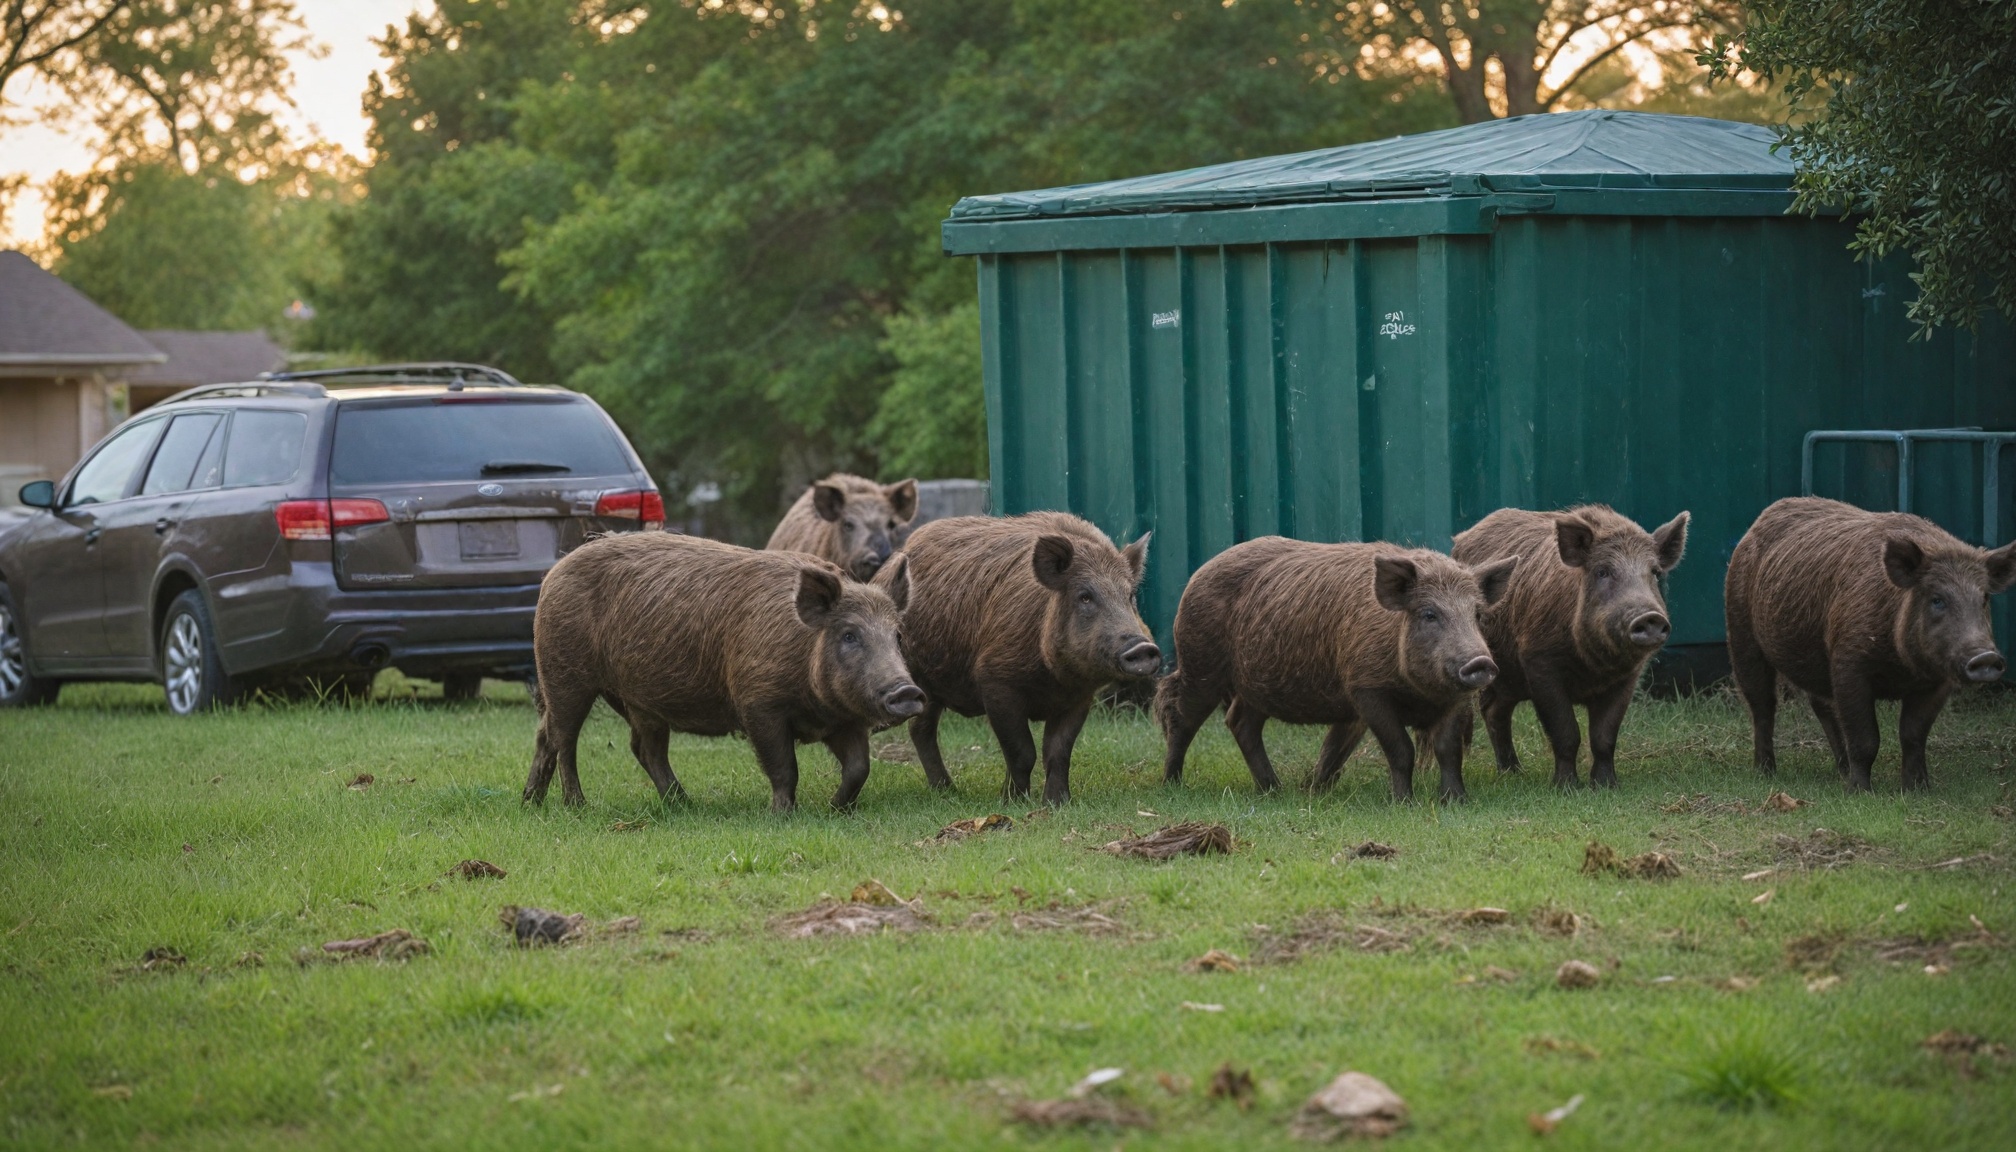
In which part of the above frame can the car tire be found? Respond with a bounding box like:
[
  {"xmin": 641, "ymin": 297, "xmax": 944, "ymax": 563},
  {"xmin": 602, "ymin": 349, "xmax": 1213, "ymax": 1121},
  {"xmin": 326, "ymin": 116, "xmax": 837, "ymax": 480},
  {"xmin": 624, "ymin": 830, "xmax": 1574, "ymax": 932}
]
[
  {"xmin": 441, "ymin": 672, "xmax": 482, "ymax": 702},
  {"xmin": 0, "ymin": 582, "xmax": 61, "ymax": 707},
  {"xmin": 160, "ymin": 589, "xmax": 236, "ymax": 715}
]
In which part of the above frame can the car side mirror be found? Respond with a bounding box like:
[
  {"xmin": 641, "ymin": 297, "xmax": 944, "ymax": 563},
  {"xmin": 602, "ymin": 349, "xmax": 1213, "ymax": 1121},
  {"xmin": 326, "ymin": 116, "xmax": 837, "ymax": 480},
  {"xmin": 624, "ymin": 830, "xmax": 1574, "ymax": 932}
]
[{"xmin": 17, "ymin": 480, "xmax": 55, "ymax": 509}]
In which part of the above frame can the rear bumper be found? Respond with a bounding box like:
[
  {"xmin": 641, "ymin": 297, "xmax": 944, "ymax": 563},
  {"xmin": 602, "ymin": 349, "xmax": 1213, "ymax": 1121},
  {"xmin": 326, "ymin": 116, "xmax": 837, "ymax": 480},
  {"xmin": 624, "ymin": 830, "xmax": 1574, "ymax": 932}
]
[{"xmin": 221, "ymin": 561, "xmax": 538, "ymax": 679}]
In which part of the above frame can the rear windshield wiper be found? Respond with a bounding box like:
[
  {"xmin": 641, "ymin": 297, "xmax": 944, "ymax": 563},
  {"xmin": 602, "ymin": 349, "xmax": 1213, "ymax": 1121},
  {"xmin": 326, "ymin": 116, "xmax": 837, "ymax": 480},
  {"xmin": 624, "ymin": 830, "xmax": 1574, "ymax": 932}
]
[{"xmin": 481, "ymin": 461, "xmax": 571, "ymax": 475}]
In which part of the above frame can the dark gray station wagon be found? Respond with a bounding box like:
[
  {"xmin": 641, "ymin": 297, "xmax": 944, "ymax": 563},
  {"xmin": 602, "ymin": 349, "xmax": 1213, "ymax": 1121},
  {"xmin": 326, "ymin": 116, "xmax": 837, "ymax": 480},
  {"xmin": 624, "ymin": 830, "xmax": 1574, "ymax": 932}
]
[{"xmin": 0, "ymin": 363, "xmax": 662, "ymax": 713}]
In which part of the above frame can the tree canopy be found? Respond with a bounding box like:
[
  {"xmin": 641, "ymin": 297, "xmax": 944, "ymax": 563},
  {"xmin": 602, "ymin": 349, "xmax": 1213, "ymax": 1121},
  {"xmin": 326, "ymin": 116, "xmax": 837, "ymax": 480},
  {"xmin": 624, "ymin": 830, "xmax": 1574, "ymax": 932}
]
[{"xmin": 1705, "ymin": 0, "xmax": 2016, "ymax": 332}]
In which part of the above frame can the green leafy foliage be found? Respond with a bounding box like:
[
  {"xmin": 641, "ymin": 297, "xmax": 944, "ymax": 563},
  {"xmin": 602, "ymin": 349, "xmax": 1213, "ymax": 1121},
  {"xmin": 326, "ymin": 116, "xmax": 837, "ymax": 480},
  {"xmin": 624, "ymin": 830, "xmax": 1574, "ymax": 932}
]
[
  {"xmin": 319, "ymin": 0, "xmax": 1454, "ymax": 538},
  {"xmin": 1704, "ymin": 0, "xmax": 2016, "ymax": 332}
]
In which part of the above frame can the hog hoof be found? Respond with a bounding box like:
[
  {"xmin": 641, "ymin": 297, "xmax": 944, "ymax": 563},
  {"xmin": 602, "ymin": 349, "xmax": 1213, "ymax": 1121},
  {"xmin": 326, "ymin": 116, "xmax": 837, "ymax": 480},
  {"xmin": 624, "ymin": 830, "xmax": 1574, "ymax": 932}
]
[
  {"xmin": 1551, "ymin": 773, "xmax": 1583, "ymax": 791},
  {"xmin": 1439, "ymin": 790, "xmax": 1470, "ymax": 805},
  {"xmin": 1496, "ymin": 758, "xmax": 1522, "ymax": 775}
]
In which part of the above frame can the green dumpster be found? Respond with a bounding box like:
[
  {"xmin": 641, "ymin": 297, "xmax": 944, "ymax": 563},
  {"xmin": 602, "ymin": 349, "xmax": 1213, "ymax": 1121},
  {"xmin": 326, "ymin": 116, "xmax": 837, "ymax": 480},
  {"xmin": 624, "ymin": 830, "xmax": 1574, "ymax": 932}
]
[{"xmin": 941, "ymin": 110, "xmax": 2016, "ymax": 674}]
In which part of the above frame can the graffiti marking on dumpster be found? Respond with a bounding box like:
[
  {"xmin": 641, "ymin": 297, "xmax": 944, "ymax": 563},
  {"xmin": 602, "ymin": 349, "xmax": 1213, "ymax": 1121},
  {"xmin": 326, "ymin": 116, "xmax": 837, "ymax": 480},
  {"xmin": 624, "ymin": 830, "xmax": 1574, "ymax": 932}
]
[
  {"xmin": 1379, "ymin": 311, "xmax": 1417, "ymax": 340},
  {"xmin": 1151, "ymin": 309, "xmax": 1181, "ymax": 329}
]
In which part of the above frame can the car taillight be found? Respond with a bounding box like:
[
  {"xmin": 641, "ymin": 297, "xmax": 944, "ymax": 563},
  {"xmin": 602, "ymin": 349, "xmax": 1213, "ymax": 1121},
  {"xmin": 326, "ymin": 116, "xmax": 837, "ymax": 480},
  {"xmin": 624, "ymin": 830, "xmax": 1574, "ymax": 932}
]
[
  {"xmin": 596, "ymin": 489, "xmax": 665, "ymax": 531},
  {"xmin": 275, "ymin": 500, "xmax": 330, "ymax": 540},
  {"xmin": 275, "ymin": 499, "xmax": 391, "ymax": 540}
]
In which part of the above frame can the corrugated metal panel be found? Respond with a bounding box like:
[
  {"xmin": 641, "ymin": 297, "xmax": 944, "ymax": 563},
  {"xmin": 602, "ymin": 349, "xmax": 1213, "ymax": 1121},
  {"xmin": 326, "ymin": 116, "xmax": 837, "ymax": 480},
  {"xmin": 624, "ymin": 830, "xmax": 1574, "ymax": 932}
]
[{"xmin": 977, "ymin": 215, "xmax": 2016, "ymax": 653}]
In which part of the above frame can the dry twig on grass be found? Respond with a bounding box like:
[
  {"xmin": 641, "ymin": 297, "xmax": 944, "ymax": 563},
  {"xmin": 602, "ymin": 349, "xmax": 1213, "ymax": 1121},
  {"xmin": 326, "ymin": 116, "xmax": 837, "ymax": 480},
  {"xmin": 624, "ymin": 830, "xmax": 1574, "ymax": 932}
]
[
  {"xmin": 321, "ymin": 929, "xmax": 429, "ymax": 961},
  {"xmin": 1100, "ymin": 822, "xmax": 1233, "ymax": 859}
]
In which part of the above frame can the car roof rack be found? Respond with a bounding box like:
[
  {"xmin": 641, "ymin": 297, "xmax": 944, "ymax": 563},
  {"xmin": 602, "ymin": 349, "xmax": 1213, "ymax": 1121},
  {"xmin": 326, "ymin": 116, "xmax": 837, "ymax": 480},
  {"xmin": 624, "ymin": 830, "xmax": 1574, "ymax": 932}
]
[
  {"xmin": 161, "ymin": 380, "xmax": 330, "ymax": 404},
  {"xmin": 260, "ymin": 362, "xmax": 526, "ymax": 390}
]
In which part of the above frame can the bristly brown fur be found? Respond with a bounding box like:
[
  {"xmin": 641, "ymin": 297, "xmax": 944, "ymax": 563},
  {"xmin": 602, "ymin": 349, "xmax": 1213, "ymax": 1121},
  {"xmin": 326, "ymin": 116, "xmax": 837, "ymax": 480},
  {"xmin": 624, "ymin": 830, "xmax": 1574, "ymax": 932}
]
[
  {"xmin": 1726, "ymin": 496, "xmax": 2016, "ymax": 791},
  {"xmin": 525, "ymin": 533, "xmax": 919, "ymax": 812},
  {"xmin": 1450, "ymin": 503, "xmax": 1689, "ymax": 788},
  {"xmin": 766, "ymin": 472, "xmax": 917, "ymax": 581},
  {"xmin": 877, "ymin": 511, "xmax": 1156, "ymax": 804},
  {"xmin": 1155, "ymin": 538, "xmax": 1512, "ymax": 803}
]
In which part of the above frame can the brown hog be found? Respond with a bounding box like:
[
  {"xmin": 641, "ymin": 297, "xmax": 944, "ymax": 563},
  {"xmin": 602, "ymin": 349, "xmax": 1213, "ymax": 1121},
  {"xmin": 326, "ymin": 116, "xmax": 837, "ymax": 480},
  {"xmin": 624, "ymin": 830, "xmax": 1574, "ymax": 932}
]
[
  {"xmin": 1156, "ymin": 539, "xmax": 1516, "ymax": 802},
  {"xmin": 878, "ymin": 512, "xmax": 1158, "ymax": 804},
  {"xmin": 1726, "ymin": 497, "xmax": 2015, "ymax": 791},
  {"xmin": 1448, "ymin": 505, "xmax": 1689, "ymax": 788},
  {"xmin": 766, "ymin": 473, "xmax": 918, "ymax": 581},
  {"xmin": 525, "ymin": 534, "xmax": 925, "ymax": 812}
]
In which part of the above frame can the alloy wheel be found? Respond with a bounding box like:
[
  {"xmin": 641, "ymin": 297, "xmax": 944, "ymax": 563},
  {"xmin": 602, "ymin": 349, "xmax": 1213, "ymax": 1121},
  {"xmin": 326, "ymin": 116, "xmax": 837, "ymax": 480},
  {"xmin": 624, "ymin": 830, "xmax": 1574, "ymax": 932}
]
[
  {"xmin": 164, "ymin": 613, "xmax": 204, "ymax": 714},
  {"xmin": 0, "ymin": 603, "xmax": 24, "ymax": 698}
]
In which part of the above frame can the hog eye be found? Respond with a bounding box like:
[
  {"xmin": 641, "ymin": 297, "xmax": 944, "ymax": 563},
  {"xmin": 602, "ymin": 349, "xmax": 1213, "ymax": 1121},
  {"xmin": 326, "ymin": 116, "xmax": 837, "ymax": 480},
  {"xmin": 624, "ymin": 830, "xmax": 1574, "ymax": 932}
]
[
  {"xmin": 1930, "ymin": 596, "xmax": 1947, "ymax": 614},
  {"xmin": 841, "ymin": 630, "xmax": 861, "ymax": 647},
  {"xmin": 1593, "ymin": 564, "xmax": 1614, "ymax": 580},
  {"xmin": 1419, "ymin": 608, "xmax": 1439, "ymax": 625},
  {"xmin": 1077, "ymin": 591, "xmax": 1095, "ymax": 607},
  {"xmin": 887, "ymin": 519, "xmax": 896, "ymax": 530}
]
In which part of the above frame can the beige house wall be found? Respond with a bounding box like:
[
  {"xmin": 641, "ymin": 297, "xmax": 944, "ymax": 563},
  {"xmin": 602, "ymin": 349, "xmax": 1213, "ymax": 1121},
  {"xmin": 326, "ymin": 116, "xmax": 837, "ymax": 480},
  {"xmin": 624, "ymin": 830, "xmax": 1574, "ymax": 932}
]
[{"xmin": 0, "ymin": 375, "xmax": 116, "ymax": 504}]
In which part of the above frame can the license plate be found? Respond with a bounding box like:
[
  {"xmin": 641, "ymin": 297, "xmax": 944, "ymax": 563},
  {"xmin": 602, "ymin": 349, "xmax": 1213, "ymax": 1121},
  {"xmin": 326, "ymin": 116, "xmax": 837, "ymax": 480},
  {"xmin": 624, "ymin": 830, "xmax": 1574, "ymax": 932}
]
[{"xmin": 458, "ymin": 520, "xmax": 520, "ymax": 560}]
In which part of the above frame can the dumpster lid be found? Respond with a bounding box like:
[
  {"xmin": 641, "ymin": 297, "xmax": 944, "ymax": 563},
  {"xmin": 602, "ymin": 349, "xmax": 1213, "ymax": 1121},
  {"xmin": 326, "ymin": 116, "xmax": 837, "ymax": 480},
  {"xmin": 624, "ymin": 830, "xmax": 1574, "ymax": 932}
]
[{"xmin": 949, "ymin": 111, "xmax": 1790, "ymax": 221}]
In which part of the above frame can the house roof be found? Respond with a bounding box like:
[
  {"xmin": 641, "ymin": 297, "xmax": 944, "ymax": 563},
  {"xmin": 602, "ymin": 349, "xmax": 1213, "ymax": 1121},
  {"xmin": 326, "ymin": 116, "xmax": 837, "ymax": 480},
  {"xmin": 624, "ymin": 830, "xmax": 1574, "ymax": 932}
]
[
  {"xmin": 0, "ymin": 250, "xmax": 165, "ymax": 368},
  {"xmin": 948, "ymin": 110, "xmax": 1792, "ymax": 221},
  {"xmin": 131, "ymin": 329, "xmax": 287, "ymax": 387}
]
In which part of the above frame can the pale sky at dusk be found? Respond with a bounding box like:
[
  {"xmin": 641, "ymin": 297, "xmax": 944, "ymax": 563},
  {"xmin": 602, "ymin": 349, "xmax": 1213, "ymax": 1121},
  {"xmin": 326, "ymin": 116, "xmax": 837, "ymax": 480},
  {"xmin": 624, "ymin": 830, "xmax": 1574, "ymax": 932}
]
[{"xmin": 1, "ymin": 1, "xmax": 435, "ymax": 247}]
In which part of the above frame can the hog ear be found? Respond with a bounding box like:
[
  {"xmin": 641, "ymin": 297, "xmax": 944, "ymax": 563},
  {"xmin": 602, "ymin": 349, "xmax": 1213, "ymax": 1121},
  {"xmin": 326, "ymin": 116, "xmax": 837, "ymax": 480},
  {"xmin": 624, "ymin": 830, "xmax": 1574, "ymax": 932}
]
[
  {"xmin": 1554, "ymin": 517, "xmax": 1594, "ymax": 568},
  {"xmin": 1474, "ymin": 555, "xmax": 1519, "ymax": 606},
  {"xmin": 1882, "ymin": 536, "xmax": 1927, "ymax": 589},
  {"xmin": 1122, "ymin": 531, "xmax": 1152, "ymax": 584},
  {"xmin": 795, "ymin": 565, "xmax": 844, "ymax": 628},
  {"xmin": 882, "ymin": 478, "xmax": 919, "ymax": 523},
  {"xmin": 1985, "ymin": 540, "xmax": 2016, "ymax": 595},
  {"xmin": 1652, "ymin": 511, "xmax": 1690, "ymax": 573},
  {"xmin": 1373, "ymin": 555, "xmax": 1419, "ymax": 612},
  {"xmin": 811, "ymin": 482, "xmax": 846, "ymax": 523},
  {"xmin": 879, "ymin": 553, "xmax": 911, "ymax": 611},
  {"xmin": 1031, "ymin": 534, "xmax": 1075, "ymax": 591}
]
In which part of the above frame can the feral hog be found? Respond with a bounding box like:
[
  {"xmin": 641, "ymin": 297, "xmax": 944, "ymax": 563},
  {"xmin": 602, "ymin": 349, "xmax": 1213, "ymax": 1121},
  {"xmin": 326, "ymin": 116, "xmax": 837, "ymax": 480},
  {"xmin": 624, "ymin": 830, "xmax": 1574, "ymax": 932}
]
[
  {"xmin": 1448, "ymin": 505, "xmax": 1689, "ymax": 788},
  {"xmin": 1156, "ymin": 539, "xmax": 1516, "ymax": 802},
  {"xmin": 766, "ymin": 473, "xmax": 918, "ymax": 581},
  {"xmin": 1726, "ymin": 497, "xmax": 2015, "ymax": 791},
  {"xmin": 879, "ymin": 512, "xmax": 1158, "ymax": 803},
  {"xmin": 525, "ymin": 534, "xmax": 924, "ymax": 811}
]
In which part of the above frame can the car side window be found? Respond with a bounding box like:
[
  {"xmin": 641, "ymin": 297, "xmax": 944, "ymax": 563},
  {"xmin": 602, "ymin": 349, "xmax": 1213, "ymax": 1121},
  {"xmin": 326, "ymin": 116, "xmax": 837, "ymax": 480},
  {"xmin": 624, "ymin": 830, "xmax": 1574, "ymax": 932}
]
[
  {"xmin": 222, "ymin": 410, "xmax": 309, "ymax": 488},
  {"xmin": 140, "ymin": 413, "xmax": 227, "ymax": 496},
  {"xmin": 66, "ymin": 419, "xmax": 165, "ymax": 507}
]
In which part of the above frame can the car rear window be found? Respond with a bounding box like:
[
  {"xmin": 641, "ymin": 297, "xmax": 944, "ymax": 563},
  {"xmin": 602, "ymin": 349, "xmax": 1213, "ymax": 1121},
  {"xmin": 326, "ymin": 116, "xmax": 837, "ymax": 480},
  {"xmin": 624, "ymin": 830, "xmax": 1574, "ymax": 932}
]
[{"xmin": 331, "ymin": 399, "xmax": 633, "ymax": 485}]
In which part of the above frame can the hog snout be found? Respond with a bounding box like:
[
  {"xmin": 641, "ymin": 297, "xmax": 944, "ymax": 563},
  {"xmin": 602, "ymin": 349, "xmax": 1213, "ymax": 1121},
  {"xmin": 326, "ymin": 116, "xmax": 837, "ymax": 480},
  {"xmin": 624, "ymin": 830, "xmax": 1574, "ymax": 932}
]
[
  {"xmin": 1628, "ymin": 611, "xmax": 1671, "ymax": 648},
  {"xmin": 1457, "ymin": 655, "xmax": 1499, "ymax": 689},
  {"xmin": 1117, "ymin": 638, "xmax": 1162, "ymax": 677},
  {"xmin": 882, "ymin": 683, "xmax": 927, "ymax": 718},
  {"xmin": 1964, "ymin": 650, "xmax": 2007, "ymax": 682}
]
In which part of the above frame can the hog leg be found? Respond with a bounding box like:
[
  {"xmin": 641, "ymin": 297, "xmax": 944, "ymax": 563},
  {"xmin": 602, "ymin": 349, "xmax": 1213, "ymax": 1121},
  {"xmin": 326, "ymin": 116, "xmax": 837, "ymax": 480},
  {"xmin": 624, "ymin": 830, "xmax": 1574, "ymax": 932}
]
[
  {"xmin": 526, "ymin": 680, "xmax": 596, "ymax": 806},
  {"xmin": 631, "ymin": 717, "xmax": 687, "ymax": 803},
  {"xmin": 1155, "ymin": 674, "xmax": 1219, "ymax": 785},
  {"xmin": 825, "ymin": 726, "xmax": 873, "ymax": 810},
  {"xmin": 1896, "ymin": 685, "xmax": 1950, "ymax": 791},
  {"xmin": 1830, "ymin": 668, "xmax": 1881, "ymax": 792},
  {"xmin": 1352, "ymin": 691, "xmax": 1416, "ymax": 803},
  {"xmin": 1431, "ymin": 710, "xmax": 1469, "ymax": 803},
  {"xmin": 1525, "ymin": 676, "xmax": 1585, "ymax": 789},
  {"xmin": 908, "ymin": 703, "xmax": 956, "ymax": 791},
  {"xmin": 1224, "ymin": 697, "xmax": 1281, "ymax": 792},
  {"xmin": 983, "ymin": 694, "xmax": 1039, "ymax": 800},
  {"xmin": 1727, "ymin": 615, "xmax": 1778, "ymax": 774},
  {"xmin": 746, "ymin": 714, "xmax": 802, "ymax": 812},
  {"xmin": 1309, "ymin": 718, "xmax": 1367, "ymax": 791},
  {"xmin": 1808, "ymin": 695, "xmax": 1848, "ymax": 777},
  {"xmin": 1481, "ymin": 691, "xmax": 1523, "ymax": 773},
  {"xmin": 1039, "ymin": 700, "xmax": 1092, "ymax": 805},
  {"xmin": 1584, "ymin": 680, "xmax": 1635, "ymax": 789}
]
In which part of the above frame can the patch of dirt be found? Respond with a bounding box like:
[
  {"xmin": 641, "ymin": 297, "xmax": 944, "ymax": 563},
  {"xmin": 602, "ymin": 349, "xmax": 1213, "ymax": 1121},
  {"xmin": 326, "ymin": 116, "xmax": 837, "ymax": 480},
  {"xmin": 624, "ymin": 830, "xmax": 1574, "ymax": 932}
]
[
  {"xmin": 1533, "ymin": 907, "xmax": 1586, "ymax": 937},
  {"xmin": 1555, "ymin": 960, "xmax": 1600, "ymax": 989},
  {"xmin": 1100, "ymin": 822, "xmax": 1233, "ymax": 859},
  {"xmin": 1923, "ymin": 1030, "xmax": 2012, "ymax": 1059},
  {"xmin": 137, "ymin": 946, "xmax": 186, "ymax": 971},
  {"xmin": 1874, "ymin": 918, "xmax": 2004, "ymax": 969},
  {"xmin": 446, "ymin": 859, "xmax": 506, "ymax": 880},
  {"xmin": 1774, "ymin": 828, "xmax": 1872, "ymax": 870},
  {"xmin": 931, "ymin": 814, "xmax": 1012, "ymax": 842},
  {"xmin": 1762, "ymin": 790, "xmax": 1806, "ymax": 812},
  {"xmin": 502, "ymin": 906, "xmax": 585, "ymax": 945},
  {"xmin": 1252, "ymin": 912, "xmax": 1414, "ymax": 964},
  {"xmin": 1186, "ymin": 949, "xmax": 1242, "ymax": 973},
  {"xmin": 1582, "ymin": 841, "xmax": 1680, "ymax": 878},
  {"xmin": 1010, "ymin": 1098, "xmax": 1151, "ymax": 1130},
  {"xmin": 1008, "ymin": 902, "xmax": 1127, "ymax": 936},
  {"xmin": 1524, "ymin": 1035, "xmax": 1600, "ymax": 1060},
  {"xmin": 1785, "ymin": 932, "xmax": 1846, "ymax": 973},
  {"xmin": 320, "ymin": 929, "xmax": 429, "ymax": 961},
  {"xmin": 1208, "ymin": 1063, "xmax": 1255, "ymax": 1110},
  {"xmin": 1660, "ymin": 793, "xmax": 1749, "ymax": 815},
  {"xmin": 1347, "ymin": 841, "xmax": 1399, "ymax": 859},
  {"xmin": 850, "ymin": 880, "xmax": 908, "ymax": 906},
  {"xmin": 776, "ymin": 893, "xmax": 932, "ymax": 939},
  {"xmin": 345, "ymin": 773, "xmax": 374, "ymax": 791}
]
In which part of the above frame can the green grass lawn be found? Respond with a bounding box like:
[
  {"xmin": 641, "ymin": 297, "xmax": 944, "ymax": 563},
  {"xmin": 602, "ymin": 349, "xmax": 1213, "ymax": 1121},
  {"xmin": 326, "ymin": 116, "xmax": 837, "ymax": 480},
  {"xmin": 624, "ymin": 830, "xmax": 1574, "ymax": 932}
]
[{"xmin": 2, "ymin": 675, "xmax": 2013, "ymax": 1150}]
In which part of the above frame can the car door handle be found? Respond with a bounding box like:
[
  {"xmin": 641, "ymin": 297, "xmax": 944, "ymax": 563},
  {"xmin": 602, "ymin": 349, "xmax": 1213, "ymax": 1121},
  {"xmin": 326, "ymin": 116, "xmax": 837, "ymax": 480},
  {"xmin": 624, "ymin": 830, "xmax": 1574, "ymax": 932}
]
[
  {"xmin": 84, "ymin": 527, "xmax": 101, "ymax": 545},
  {"xmin": 155, "ymin": 517, "xmax": 177, "ymax": 534}
]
